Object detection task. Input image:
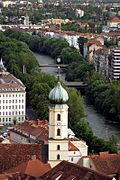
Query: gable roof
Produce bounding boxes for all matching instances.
[89,152,120,175]
[40,160,113,180]
[68,141,79,151]
[108,17,120,22]
[7,159,51,177]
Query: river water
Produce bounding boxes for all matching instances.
[34,52,120,143]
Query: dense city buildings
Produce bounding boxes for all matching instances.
[0,59,26,125]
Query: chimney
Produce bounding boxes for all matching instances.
[31,155,36,160]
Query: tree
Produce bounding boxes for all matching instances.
[78,37,88,55]
[68,88,86,128]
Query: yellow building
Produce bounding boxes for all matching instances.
[48,76,69,168]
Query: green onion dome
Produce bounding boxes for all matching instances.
[49,81,68,104]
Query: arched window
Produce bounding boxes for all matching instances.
[57,128,60,136]
[57,145,60,150]
[57,114,61,121]
[57,154,60,160]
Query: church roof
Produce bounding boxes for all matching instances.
[49,81,68,104]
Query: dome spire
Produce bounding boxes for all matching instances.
[57,66,61,82]
[49,66,68,104]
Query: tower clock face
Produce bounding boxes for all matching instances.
[57,122,61,126]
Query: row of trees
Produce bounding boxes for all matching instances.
[3,29,118,154]
[5,29,83,64]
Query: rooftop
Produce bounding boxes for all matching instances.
[40,160,114,180]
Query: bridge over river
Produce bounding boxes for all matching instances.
[39,64,68,68]
[64,81,88,88]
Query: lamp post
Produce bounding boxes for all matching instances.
[57,58,61,81]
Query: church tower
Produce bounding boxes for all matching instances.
[48,70,69,168]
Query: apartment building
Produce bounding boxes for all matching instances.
[111,47,120,80]
[0,59,26,125]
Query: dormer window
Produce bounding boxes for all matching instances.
[57,114,61,121]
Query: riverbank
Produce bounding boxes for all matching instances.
[34,52,120,144]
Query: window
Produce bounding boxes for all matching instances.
[9,118,11,121]
[22,105,24,109]
[6,100,8,103]
[57,154,60,160]
[19,117,20,121]
[57,145,60,150]
[9,112,11,115]
[3,100,5,103]
[3,118,4,122]
[57,129,60,136]
[57,114,61,121]
[22,117,24,121]
[71,157,73,161]
[12,100,14,103]
[16,100,17,103]
[6,112,8,115]
[6,106,8,109]
[9,100,11,103]
[22,99,24,103]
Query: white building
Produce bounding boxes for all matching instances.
[24,13,29,26]
[111,47,120,80]
[0,59,26,125]
[2,1,16,7]
[75,9,84,18]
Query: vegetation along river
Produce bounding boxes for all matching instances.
[34,52,120,144]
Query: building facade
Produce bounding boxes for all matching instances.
[111,47,120,80]
[0,59,26,125]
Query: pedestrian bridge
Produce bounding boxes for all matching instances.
[39,64,68,68]
[64,81,88,88]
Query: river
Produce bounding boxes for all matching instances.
[34,52,120,143]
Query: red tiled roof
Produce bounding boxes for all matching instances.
[90,152,120,175]
[39,160,113,180]
[7,159,51,177]
[11,121,48,143]
[108,17,120,22]
[0,144,42,173]
[68,141,79,151]
[86,39,102,47]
